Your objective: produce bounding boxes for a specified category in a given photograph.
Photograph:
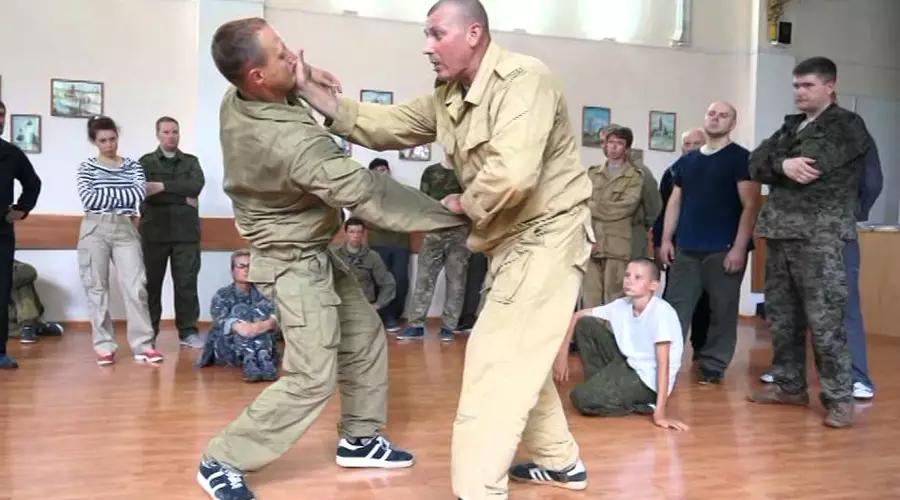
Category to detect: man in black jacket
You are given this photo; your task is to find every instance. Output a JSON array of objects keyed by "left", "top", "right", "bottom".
[{"left": 0, "top": 100, "right": 43, "bottom": 369}]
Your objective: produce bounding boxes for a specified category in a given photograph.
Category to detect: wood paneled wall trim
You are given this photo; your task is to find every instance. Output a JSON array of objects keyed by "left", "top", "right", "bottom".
[{"left": 14, "top": 214, "right": 425, "bottom": 252}]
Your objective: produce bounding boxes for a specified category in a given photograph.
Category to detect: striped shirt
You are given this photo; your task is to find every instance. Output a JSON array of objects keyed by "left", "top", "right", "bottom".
[{"left": 76, "top": 157, "right": 147, "bottom": 215}]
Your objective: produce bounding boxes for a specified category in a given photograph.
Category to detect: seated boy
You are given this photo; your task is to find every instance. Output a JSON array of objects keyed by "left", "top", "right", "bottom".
[
  {"left": 196, "top": 249, "right": 280, "bottom": 382},
  {"left": 11, "top": 260, "right": 65, "bottom": 344},
  {"left": 554, "top": 257, "right": 689, "bottom": 431}
]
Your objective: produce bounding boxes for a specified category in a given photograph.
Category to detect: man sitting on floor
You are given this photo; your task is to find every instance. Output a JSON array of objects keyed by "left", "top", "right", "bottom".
[
  {"left": 10, "top": 259, "right": 64, "bottom": 344},
  {"left": 197, "top": 249, "right": 279, "bottom": 382},
  {"left": 553, "top": 258, "right": 689, "bottom": 431}
]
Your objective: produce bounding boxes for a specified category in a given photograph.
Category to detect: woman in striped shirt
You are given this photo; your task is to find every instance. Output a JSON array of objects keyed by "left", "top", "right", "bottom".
[{"left": 76, "top": 116, "right": 164, "bottom": 365}]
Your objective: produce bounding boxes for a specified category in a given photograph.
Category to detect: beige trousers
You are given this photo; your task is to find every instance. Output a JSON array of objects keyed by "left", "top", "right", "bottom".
[
  {"left": 204, "top": 249, "right": 388, "bottom": 472},
  {"left": 76, "top": 213, "right": 154, "bottom": 354},
  {"left": 582, "top": 257, "right": 627, "bottom": 309},
  {"left": 451, "top": 207, "right": 591, "bottom": 499}
]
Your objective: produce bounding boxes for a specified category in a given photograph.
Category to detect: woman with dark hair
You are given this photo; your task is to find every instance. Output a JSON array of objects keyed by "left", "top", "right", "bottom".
[{"left": 76, "top": 116, "right": 163, "bottom": 366}]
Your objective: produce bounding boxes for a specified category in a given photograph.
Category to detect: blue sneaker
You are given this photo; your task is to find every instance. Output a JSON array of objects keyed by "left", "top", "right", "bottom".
[
  {"left": 440, "top": 327, "right": 454, "bottom": 342},
  {"left": 196, "top": 458, "right": 255, "bottom": 500},
  {"left": 508, "top": 459, "right": 587, "bottom": 491},
  {"left": 0, "top": 354, "right": 18, "bottom": 369},
  {"left": 336, "top": 435, "right": 414, "bottom": 468},
  {"left": 397, "top": 326, "right": 424, "bottom": 340}
]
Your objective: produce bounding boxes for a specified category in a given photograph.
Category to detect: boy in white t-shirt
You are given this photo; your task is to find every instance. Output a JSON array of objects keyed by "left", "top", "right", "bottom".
[{"left": 554, "top": 258, "right": 689, "bottom": 431}]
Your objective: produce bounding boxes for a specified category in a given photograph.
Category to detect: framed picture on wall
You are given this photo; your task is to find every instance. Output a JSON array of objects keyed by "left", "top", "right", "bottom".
[
  {"left": 50, "top": 78, "right": 104, "bottom": 118},
  {"left": 648, "top": 110, "right": 677, "bottom": 152},
  {"left": 399, "top": 144, "right": 431, "bottom": 162},
  {"left": 360, "top": 89, "right": 393, "bottom": 105},
  {"left": 10, "top": 114, "right": 41, "bottom": 154},
  {"left": 582, "top": 106, "right": 611, "bottom": 147}
]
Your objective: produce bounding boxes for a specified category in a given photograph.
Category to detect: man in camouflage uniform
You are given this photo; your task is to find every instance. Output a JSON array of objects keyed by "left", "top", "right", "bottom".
[
  {"left": 139, "top": 116, "right": 206, "bottom": 348},
  {"left": 332, "top": 218, "right": 396, "bottom": 311},
  {"left": 583, "top": 125, "right": 654, "bottom": 307},
  {"left": 748, "top": 57, "right": 872, "bottom": 428},
  {"left": 9, "top": 259, "right": 65, "bottom": 344},
  {"left": 399, "top": 162, "right": 469, "bottom": 341}
]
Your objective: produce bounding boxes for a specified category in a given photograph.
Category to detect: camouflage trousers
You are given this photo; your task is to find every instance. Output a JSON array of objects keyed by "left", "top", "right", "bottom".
[
  {"left": 570, "top": 317, "right": 656, "bottom": 416},
  {"left": 764, "top": 238, "right": 852, "bottom": 404},
  {"left": 407, "top": 226, "right": 470, "bottom": 329}
]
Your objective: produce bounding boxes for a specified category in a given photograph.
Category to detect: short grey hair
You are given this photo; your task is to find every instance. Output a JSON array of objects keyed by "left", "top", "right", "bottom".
[{"left": 231, "top": 249, "right": 251, "bottom": 268}]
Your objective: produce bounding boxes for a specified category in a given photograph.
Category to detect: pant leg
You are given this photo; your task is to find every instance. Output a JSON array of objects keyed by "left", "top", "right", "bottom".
[
  {"left": 696, "top": 251, "right": 746, "bottom": 374},
  {"left": 662, "top": 249, "right": 704, "bottom": 343},
  {"left": 204, "top": 252, "right": 341, "bottom": 472},
  {"left": 795, "top": 239, "right": 853, "bottom": 405},
  {"left": 441, "top": 231, "right": 470, "bottom": 330},
  {"left": 459, "top": 252, "right": 488, "bottom": 327},
  {"left": 572, "top": 316, "right": 620, "bottom": 379},
  {"left": 602, "top": 258, "right": 627, "bottom": 304},
  {"left": 406, "top": 233, "right": 445, "bottom": 327},
  {"left": 142, "top": 241, "right": 170, "bottom": 340},
  {"left": 451, "top": 210, "right": 587, "bottom": 500},
  {"left": 110, "top": 220, "right": 154, "bottom": 353},
  {"left": 0, "top": 229, "right": 15, "bottom": 355},
  {"left": 581, "top": 259, "right": 605, "bottom": 309},
  {"left": 171, "top": 242, "right": 202, "bottom": 338},
  {"left": 332, "top": 258, "right": 390, "bottom": 438},
  {"left": 690, "top": 292, "right": 711, "bottom": 352},
  {"left": 765, "top": 240, "right": 809, "bottom": 394},
  {"left": 76, "top": 219, "right": 116, "bottom": 354},
  {"left": 843, "top": 238, "right": 873, "bottom": 388}
]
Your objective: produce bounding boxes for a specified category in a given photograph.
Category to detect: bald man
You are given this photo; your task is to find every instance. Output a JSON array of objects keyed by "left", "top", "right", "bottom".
[
  {"left": 653, "top": 128, "right": 709, "bottom": 356},
  {"left": 299, "top": 1, "right": 593, "bottom": 497},
  {"left": 659, "top": 102, "right": 761, "bottom": 384}
]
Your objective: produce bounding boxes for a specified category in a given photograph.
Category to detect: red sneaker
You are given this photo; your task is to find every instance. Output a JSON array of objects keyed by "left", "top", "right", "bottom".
[
  {"left": 97, "top": 352, "right": 115, "bottom": 366},
  {"left": 134, "top": 348, "right": 164, "bottom": 364}
]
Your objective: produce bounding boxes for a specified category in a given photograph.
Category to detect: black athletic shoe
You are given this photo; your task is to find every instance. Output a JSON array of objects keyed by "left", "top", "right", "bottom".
[
  {"left": 196, "top": 458, "right": 255, "bottom": 500},
  {"left": 698, "top": 368, "right": 723, "bottom": 385},
  {"left": 336, "top": 435, "right": 415, "bottom": 468},
  {"left": 508, "top": 459, "right": 587, "bottom": 491},
  {"left": 19, "top": 325, "right": 38, "bottom": 344}
]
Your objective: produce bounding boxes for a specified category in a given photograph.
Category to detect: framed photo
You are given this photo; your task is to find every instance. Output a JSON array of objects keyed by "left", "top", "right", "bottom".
[
  {"left": 648, "top": 110, "right": 677, "bottom": 152},
  {"left": 399, "top": 144, "right": 432, "bottom": 162},
  {"left": 582, "top": 106, "right": 611, "bottom": 147},
  {"left": 330, "top": 134, "right": 352, "bottom": 155},
  {"left": 50, "top": 78, "right": 104, "bottom": 118},
  {"left": 360, "top": 89, "right": 393, "bottom": 105},
  {"left": 10, "top": 114, "right": 41, "bottom": 154}
]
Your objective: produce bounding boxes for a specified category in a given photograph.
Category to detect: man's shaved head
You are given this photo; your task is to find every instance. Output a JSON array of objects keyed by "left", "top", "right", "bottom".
[{"left": 428, "top": 0, "right": 490, "bottom": 32}]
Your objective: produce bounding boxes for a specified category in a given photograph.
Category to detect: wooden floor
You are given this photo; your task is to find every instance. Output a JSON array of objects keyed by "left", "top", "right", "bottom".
[{"left": 2, "top": 319, "right": 899, "bottom": 499}]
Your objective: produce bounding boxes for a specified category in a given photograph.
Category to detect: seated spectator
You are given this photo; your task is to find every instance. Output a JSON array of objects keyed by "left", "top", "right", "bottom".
[
  {"left": 10, "top": 260, "right": 64, "bottom": 344},
  {"left": 554, "top": 258, "right": 688, "bottom": 431},
  {"left": 196, "top": 249, "right": 279, "bottom": 382},
  {"left": 331, "top": 218, "right": 396, "bottom": 312}
]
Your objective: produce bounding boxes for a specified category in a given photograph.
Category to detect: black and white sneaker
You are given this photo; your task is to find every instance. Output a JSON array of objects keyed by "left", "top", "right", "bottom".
[
  {"left": 508, "top": 459, "right": 587, "bottom": 491},
  {"left": 197, "top": 458, "right": 256, "bottom": 500},
  {"left": 335, "top": 435, "right": 415, "bottom": 468}
]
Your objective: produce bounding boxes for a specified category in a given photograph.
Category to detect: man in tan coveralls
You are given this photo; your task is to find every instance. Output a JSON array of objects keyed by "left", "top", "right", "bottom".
[
  {"left": 584, "top": 125, "right": 650, "bottom": 307},
  {"left": 301, "top": 1, "right": 593, "bottom": 497},
  {"left": 195, "top": 18, "right": 468, "bottom": 500}
]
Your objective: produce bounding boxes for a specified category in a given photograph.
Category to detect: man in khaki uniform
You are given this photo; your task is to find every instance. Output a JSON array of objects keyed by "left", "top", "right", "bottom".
[
  {"left": 584, "top": 125, "right": 648, "bottom": 307},
  {"left": 195, "top": 18, "right": 468, "bottom": 500},
  {"left": 301, "top": 1, "right": 593, "bottom": 497}
]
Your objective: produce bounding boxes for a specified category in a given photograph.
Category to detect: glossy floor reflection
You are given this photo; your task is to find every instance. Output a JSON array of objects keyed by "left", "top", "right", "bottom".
[{"left": 1, "top": 319, "right": 898, "bottom": 499}]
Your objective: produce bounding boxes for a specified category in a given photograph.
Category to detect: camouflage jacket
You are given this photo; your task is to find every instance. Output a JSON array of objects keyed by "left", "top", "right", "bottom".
[
  {"left": 750, "top": 104, "right": 871, "bottom": 241},
  {"left": 138, "top": 148, "right": 205, "bottom": 243},
  {"left": 420, "top": 162, "right": 464, "bottom": 201},
  {"left": 331, "top": 243, "right": 396, "bottom": 309}
]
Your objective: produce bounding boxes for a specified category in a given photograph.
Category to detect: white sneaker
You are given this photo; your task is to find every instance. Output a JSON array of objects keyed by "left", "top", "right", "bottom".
[
  {"left": 853, "top": 382, "right": 874, "bottom": 400},
  {"left": 760, "top": 372, "right": 774, "bottom": 383}
]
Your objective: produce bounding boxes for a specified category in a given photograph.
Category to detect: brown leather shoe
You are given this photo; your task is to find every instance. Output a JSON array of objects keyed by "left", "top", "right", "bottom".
[
  {"left": 824, "top": 401, "right": 854, "bottom": 428},
  {"left": 748, "top": 386, "right": 810, "bottom": 406}
]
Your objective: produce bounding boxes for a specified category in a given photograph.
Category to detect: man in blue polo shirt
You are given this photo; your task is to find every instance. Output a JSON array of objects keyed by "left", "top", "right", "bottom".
[{"left": 658, "top": 101, "right": 762, "bottom": 384}]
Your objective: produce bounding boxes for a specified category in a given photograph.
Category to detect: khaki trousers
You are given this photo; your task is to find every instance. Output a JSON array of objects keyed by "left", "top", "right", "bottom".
[
  {"left": 205, "top": 249, "right": 388, "bottom": 472},
  {"left": 76, "top": 213, "right": 154, "bottom": 354},
  {"left": 451, "top": 207, "right": 591, "bottom": 500},
  {"left": 582, "top": 257, "right": 627, "bottom": 308}
]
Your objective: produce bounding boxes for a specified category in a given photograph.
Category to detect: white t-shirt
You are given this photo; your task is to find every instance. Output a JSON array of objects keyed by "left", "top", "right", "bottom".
[{"left": 590, "top": 296, "right": 684, "bottom": 395}]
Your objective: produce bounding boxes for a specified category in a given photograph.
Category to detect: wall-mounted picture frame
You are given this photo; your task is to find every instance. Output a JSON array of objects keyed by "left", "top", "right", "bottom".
[
  {"left": 10, "top": 114, "right": 41, "bottom": 154},
  {"left": 331, "top": 134, "right": 352, "bottom": 155},
  {"left": 50, "top": 78, "right": 104, "bottom": 118},
  {"left": 648, "top": 110, "right": 677, "bottom": 152},
  {"left": 360, "top": 89, "right": 393, "bottom": 105},
  {"left": 399, "top": 144, "right": 432, "bottom": 162},
  {"left": 582, "top": 106, "right": 611, "bottom": 147}
]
